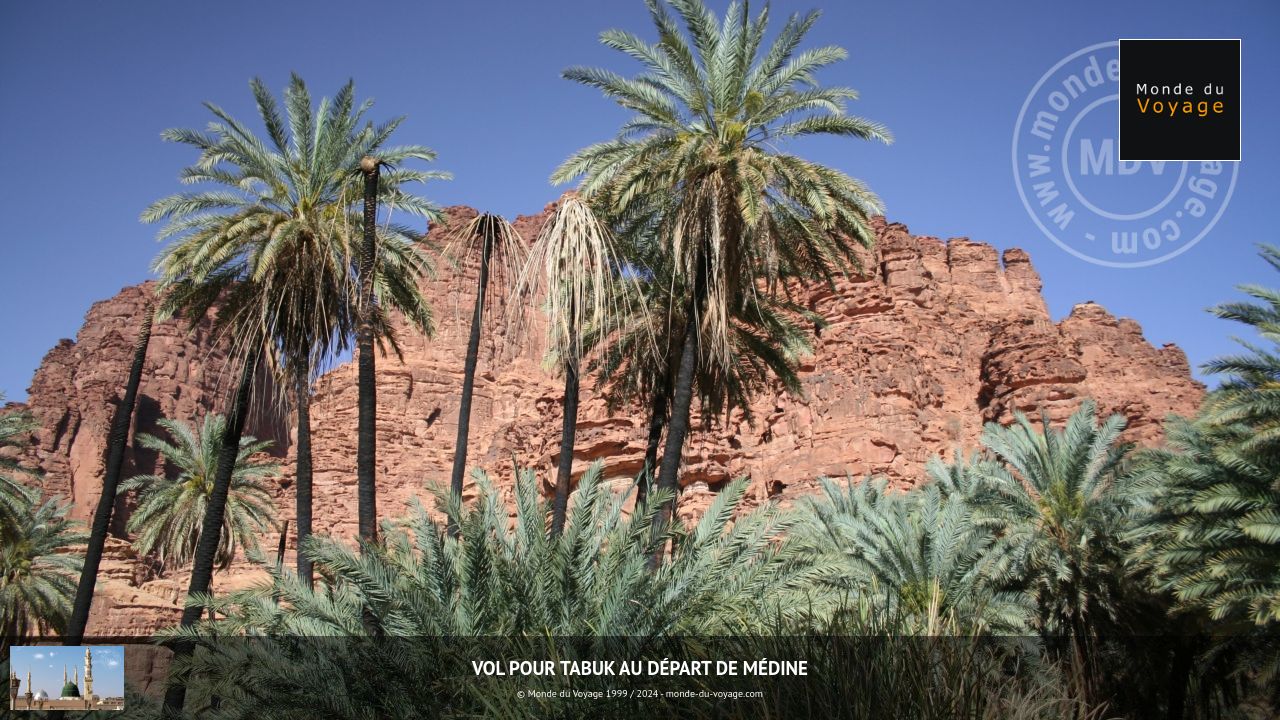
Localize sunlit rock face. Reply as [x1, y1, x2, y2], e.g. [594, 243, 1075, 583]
[14, 206, 1202, 635]
[19, 281, 289, 526]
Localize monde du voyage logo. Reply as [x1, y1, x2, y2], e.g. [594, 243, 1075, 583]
[1013, 40, 1240, 268]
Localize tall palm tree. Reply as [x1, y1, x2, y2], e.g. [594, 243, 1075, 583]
[148, 75, 441, 580]
[150, 76, 443, 567]
[1128, 418, 1280, 696]
[352, 149, 444, 547]
[514, 194, 639, 535]
[145, 75, 443, 711]
[65, 300, 153, 642]
[1124, 246, 1280, 712]
[0, 492, 86, 640]
[120, 415, 278, 573]
[554, 0, 890, 530]
[593, 268, 813, 505]
[150, 351, 260, 714]
[291, 362, 315, 586]
[1167, 243, 1280, 623]
[445, 214, 525, 519]
[357, 155, 380, 546]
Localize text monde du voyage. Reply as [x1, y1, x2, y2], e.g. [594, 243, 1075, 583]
[1134, 82, 1228, 118]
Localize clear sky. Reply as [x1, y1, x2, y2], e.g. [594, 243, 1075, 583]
[8, 645, 126, 698]
[1, 0, 1277, 401]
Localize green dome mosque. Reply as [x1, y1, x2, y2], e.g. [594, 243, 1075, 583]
[10, 648, 110, 711]
[57, 655, 89, 700]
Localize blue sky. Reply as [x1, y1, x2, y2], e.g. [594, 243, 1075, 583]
[1, 0, 1277, 400]
[8, 645, 125, 698]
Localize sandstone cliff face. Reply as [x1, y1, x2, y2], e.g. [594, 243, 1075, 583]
[14, 281, 286, 634]
[276, 209, 1204, 536]
[14, 208, 1204, 635]
[19, 282, 287, 526]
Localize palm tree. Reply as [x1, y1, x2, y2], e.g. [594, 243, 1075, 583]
[120, 415, 278, 573]
[195, 462, 804, 636]
[156, 462, 811, 717]
[356, 155, 380, 546]
[514, 194, 640, 535]
[1130, 416, 1280, 629]
[1126, 417, 1280, 697]
[592, 267, 814, 504]
[145, 349, 258, 714]
[1138, 244, 1280, 626]
[148, 75, 442, 581]
[1124, 246, 1280, 714]
[444, 214, 525, 519]
[65, 300, 153, 642]
[969, 401, 1132, 701]
[795, 465, 1032, 635]
[0, 397, 41, 530]
[1200, 243, 1280, 488]
[0, 493, 86, 640]
[292, 362, 315, 586]
[352, 149, 444, 547]
[145, 75, 443, 711]
[554, 0, 890, 530]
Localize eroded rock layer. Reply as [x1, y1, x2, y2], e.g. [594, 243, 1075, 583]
[12, 208, 1204, 635]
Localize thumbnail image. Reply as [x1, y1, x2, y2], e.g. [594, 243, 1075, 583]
[8, 646, 125, 711]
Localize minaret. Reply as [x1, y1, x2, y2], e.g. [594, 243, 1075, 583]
[8, 668, 19, 709]
[84, 647, 94, 698]
[73, 666, 79, 691]
[63, 665, 67, 685]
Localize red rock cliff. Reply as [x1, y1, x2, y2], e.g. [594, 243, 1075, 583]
[14, 208, 1204, 635]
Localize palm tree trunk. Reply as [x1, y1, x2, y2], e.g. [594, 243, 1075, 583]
[207, 574, 216, 622]
[449, 230, 493, 514]
[653, 309, 697, 532]
[162, 346, 260, 715]
[294, 369, 313, 588]
[273, 519, 289, 609]
[65, 301, 153, 643]
[356, 156, 380, 546]
[653, 242, 709, 541]
[276, 519, 290, 568]
[1069, 620, 1097, 710]
[550, 350, 580, 536]
[637, 380, 667, 508]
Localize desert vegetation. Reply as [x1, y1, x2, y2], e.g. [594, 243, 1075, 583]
[119, 416, 278, 575]
[1, 1, 1276, 718]
[1, 399, 85, 639]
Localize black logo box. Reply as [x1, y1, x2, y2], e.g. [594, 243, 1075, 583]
[1119, 39, 1240, 162]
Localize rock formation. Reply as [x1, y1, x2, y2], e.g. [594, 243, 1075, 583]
[13, 281, 287, 635]
[9, 206, 1204, 636]
[18, 282, 288, 527]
